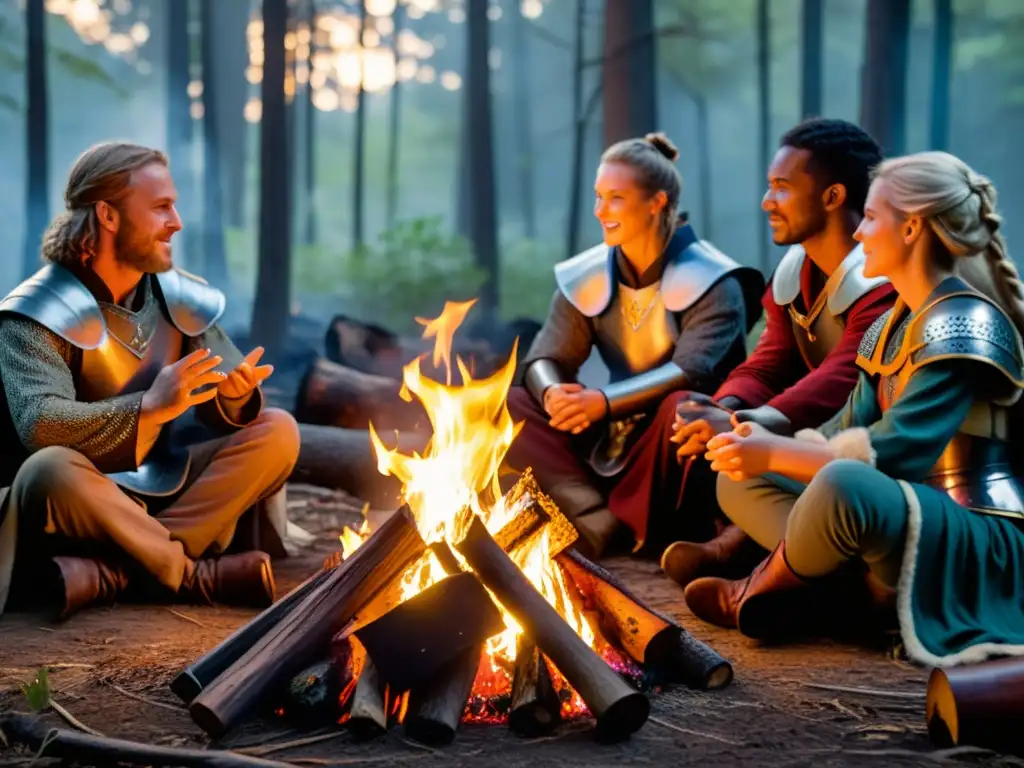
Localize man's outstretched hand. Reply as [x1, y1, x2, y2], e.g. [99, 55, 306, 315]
[218, 346, 275, 400]
[142, 348, 226, 426]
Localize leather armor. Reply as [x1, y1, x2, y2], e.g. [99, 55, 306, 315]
[772, 243, 889, 369]
[0, 264, 226, 496]
[857, 280, 1024, 518]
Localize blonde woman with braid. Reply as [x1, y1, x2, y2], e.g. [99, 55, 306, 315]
[682, 152, 1024, 666]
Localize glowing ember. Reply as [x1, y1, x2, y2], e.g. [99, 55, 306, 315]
[339, 299, 604, 720]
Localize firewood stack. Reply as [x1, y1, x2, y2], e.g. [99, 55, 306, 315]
[172, 473, 733, 746]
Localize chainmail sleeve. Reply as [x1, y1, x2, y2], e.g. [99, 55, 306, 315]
[0, 316, 142, 472]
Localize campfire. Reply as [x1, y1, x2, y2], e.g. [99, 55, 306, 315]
[171, 301, 733, 745]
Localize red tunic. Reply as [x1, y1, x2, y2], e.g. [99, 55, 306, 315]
[713, 256, 896, 431]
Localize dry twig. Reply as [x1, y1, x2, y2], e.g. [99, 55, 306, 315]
[234, 731, 347, 756]
[791, 681, 924, 700]
[102, 680, 185, 713]
[648, 716, 743, 746]
[165, 608, 212, 628]
[49, 699, 104, 738]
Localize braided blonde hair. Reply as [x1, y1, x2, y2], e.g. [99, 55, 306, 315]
[873, 151, 1024, 338]
[41, 142, 168, 268]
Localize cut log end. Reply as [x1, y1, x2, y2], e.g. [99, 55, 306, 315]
[926, 667, 957, 747]
[594, 691, 651, 743]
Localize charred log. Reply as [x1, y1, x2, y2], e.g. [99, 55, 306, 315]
[171, 565, 336, 704]
[453, 515, 649, 742]
[346, 657, 389, 741]
[284, 660, 343, 724]
[509, 637, 561, 737]
[354, 572, 504, 693]
[0, 715, 291, 768]
[290, 424, 427, 508]
[294, 357, 423, 431]
[404, 644, 483, 746]
[188, 506, 426, 738]
[557, 549, 732, 690]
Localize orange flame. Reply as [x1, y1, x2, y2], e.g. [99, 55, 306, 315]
[342, 300, 599, 713]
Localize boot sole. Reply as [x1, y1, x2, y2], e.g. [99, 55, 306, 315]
[737, 590, 810, 642]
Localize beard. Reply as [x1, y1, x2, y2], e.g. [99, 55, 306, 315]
[771, 209, 827, 247]
[114, 218, 172, 273]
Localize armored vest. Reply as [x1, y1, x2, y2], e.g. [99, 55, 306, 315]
[0, 264, 226, 496]
[772, 244, 889, 369]
[555, 228, 763, 383]
[857, 279, 1024, 519]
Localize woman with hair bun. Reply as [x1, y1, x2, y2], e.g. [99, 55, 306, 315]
[684, 151, 1024, 666]
[505, 132, 764, 558]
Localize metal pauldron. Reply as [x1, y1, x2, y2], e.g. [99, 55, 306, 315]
[600, 362, 687, 419]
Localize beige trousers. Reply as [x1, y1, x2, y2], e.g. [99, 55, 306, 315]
[0, 408, 300, 611]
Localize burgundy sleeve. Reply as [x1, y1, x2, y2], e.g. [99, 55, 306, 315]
[713, 284, 804, 408]
[765, 283, 897, 430]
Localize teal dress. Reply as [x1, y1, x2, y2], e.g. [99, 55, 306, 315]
[721, 278, 1024, 666]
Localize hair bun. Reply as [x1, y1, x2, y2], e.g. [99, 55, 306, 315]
[644, 132, 679, 162]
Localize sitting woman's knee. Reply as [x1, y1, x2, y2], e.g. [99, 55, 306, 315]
[801, 459, 882, 534]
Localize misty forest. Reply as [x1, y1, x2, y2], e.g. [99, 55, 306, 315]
[1, 0, 1023, 360]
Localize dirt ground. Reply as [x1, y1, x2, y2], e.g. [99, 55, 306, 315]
[0, 485, 1019, 768]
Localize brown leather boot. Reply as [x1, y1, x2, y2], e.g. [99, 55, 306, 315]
[660, 524, 759, 588]
[180, 551, 276, 608]
[683, 541, 810, 641]
[572, 508, 620, 561]
[49, 556, 130, 621]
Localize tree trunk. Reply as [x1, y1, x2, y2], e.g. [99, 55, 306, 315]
[385, 2, 404, 229]
[250, 0, 292, 356]
[565, 0, 586, 258]
[212, 0, 250, 229]
[929, 0, 953, 150]
[510, 0, 536, 239]
[23, 0, 48, 278]
[465, 0, 500, 315]
[304, 0, 318, 243]
[694, 92, 712, 238]
[601, 0, 656, 146]
[200, 0, 228, 288]
[801, 0, 823, 118]
[756, 0, 770, 273]
[352, 0, 368, 250]
[166, 0, 195, 270]
[859, 0, 911, 156]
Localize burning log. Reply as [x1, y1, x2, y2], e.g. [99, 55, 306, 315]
[494, 470, 578, 558]
[453, 515, 650, 743]
[171, 566, 336, 704]
[557, 549, 733, 691]
[354, 572, 505, 693]
[188, 506, 427, 738]
[404, 644, 484, 746]
[927, 658, 1024, 754]
[346, 657, 389, 741]
[294, 356, 422, 431]
[509, 636, 561, 737]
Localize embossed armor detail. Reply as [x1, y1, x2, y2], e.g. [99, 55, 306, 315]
[773, 244, 890, 369]
[858, 279, 1024, 518]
